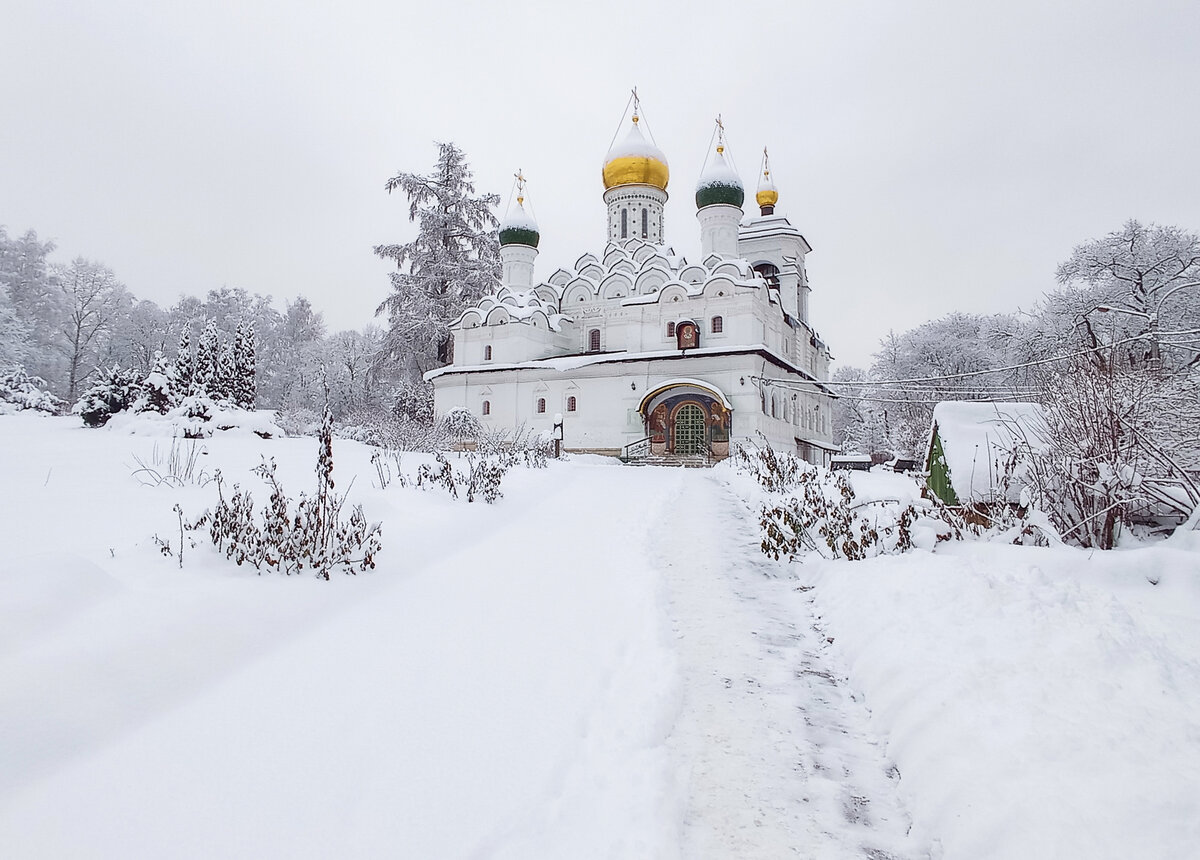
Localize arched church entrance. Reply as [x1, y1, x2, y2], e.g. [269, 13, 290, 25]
[671, 402, 706, 454]
[638, 379, 732, 460]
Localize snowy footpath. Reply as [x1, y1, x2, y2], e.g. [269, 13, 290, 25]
[654, 475, 925, 858]
[2, 415, 1199, 858]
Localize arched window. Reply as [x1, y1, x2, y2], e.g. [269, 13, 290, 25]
[753, 262, 781, 289]
[484, 345, 492, 360]
[621, 209, 628, 239]
[641, 208, 648, 239]
[666, 321, 676, 338]
[482, 400, 490, 416]
[711, 316, 723, 333]
[771, 395, 778, 418]
[588, 329, 601, 352]
[792, 394, 799, 426]
[537, 398, 546, 414]
[566, 395, 577, 412]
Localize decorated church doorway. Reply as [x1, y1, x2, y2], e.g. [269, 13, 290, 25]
[638, 379, 732, 460]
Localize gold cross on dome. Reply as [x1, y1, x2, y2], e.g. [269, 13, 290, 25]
[514, 169, 526, 205]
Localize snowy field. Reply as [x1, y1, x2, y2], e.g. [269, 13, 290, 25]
[2, 413, 1198, 858]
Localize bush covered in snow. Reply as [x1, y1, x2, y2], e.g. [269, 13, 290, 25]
[731, 443, 966, 561]
[75, 364, 145, 427]
[439, 407, 482, 448]
[0, 368, 65, 414]
[184, 407, 380, 578]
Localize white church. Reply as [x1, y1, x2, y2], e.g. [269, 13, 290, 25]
[427, 99, 836, 463]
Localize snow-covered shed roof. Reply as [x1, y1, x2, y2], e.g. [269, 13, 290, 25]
[928, 401, 1047, 504]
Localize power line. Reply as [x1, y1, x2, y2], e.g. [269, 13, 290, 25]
[813, 335, 1157, 387]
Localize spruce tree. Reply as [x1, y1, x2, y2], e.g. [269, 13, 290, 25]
[196, 320, 219, 395]
[234, 318, 257, 409]
[142, 351, 176, 413]
[215, 340, 236, 404]
[175, 321, 194, 393]
[374, 142, 501, 380]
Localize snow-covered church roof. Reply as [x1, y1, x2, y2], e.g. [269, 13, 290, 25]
[451, 237, 779, 333]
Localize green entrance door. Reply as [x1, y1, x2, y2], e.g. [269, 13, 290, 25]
[673, 403, 706, 454]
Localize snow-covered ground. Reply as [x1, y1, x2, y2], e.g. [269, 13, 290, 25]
[2, 413, 1198, 858]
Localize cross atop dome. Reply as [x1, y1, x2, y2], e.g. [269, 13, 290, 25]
[757, 147, 779, 215]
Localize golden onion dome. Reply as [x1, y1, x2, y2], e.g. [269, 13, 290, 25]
[756, 148, 779, 208]
[602, 116, 669, 192]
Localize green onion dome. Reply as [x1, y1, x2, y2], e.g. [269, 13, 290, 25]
[498, 198, 540, 248]
[695, 146, 744, 209]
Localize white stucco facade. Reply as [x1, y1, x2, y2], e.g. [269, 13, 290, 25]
[427, 112, 835, 462]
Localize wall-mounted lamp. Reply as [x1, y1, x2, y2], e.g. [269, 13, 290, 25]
[739, 377, 745, 386]
[631, 381, 637, 391]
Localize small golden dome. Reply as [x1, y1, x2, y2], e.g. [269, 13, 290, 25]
[756, 149, 779, 209]
[602, 116, 670, 192]
[756, 186, 779, 207]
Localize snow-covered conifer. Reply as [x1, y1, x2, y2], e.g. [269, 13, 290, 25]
[196, 320, 219, 395]
[374, 143, 501, 380]
[234, 318, 256, 409]
[142, 351, 176, 413]
[214, 340, 236, 404]
[0, 368, 64, 414]
[75, 364, 143, 427]
[175, 321, 194, 393]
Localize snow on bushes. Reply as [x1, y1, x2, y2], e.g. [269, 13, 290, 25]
[75, 364, 145, 427]
[729, 442, 965, 561]
[181, 406, 380, 579]
[0, 368, 64, 414]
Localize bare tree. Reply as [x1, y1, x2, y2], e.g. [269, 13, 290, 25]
[55, 258, 126, 402]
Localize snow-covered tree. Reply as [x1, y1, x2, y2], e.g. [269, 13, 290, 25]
[0, 287, 31, 371]
[0, 228, 63, 388]
[74, 364, 143, 427]
[867, 313, 1022, 456]
[196, 320, 219, 394]
[392, 377, 435, 424]
[374, 143, 501, 380]
[176, 321, 195, 393]
[234, 318, 256, 409]
[1050, 220, 1200, 373]
[0, 368, 64, 414]
[214, 340, 236, 403]
[439, 406, 482, 448]
[55, 258, 128, 402]
[142, 351, 176, 413]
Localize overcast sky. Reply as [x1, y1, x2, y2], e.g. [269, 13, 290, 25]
[3, 0, 1198, 368]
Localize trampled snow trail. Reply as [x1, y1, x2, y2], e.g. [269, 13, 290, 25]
[654, 470, 930, 858]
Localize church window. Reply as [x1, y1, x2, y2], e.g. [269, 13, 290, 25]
[771, 395, 778, 418]
[484, 345, 492, 360]
[711, 316, 723, 333]
[753, 262, 781, 289]
[482, 400, 490, 416]
[588, 328, 601, 352]
[621, 209, 628, 239]
[641, 208, 648, 239]
[567, 395, 577, 412]
[537, 398, 546, 414]
[666, 322, 675, 337]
